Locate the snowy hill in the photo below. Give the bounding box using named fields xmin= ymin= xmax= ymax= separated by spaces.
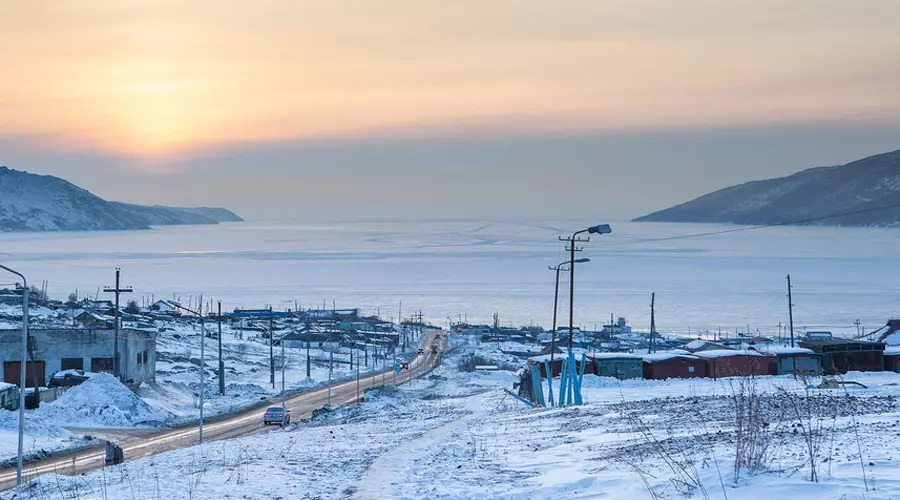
xmin=634 ymin=148 xmax=900 ymax=227
xmin=0 ymin=166 xmax=243 ymax=232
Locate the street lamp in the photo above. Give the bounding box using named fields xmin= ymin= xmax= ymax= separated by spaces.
xmin=165 ymin=299 xmax=206 ymax=444
xmin=561 ymin=225 xmax=611 ymax=350
xmin=0 ymin=264 xmax=28 ymax=486
xmin=549 ymin=258 xmax=590 ymax=367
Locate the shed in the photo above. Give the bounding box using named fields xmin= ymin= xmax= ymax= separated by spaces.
xmin=798 ymin=338 xmax=885 ymax=374
xmin=0 ymin=382 xmax=18 ymax=410
xmin=753 ymin=346 xmax=822 ymax=376
xmin=590 ymin=353 xmax=643 ymax=380
xmin=693 ymin=350 xmax=769 ymax=379
xmin=883 ymin=347 xmax=900 ymax=373
xmin=642 ymin=352 xmax=706 ymax=380
xmin=527 ymin=354 xmax=594 ymax=379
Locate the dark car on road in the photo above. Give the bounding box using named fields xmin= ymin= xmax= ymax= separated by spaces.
xmin=263 ymin=407 xmax=290 ymax=425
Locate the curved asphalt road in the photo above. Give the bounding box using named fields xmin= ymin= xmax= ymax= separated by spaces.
xmin=0 ymin=332 xmax=447 ymax=491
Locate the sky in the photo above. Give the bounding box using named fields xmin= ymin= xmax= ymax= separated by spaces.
xmin=2 ymin=0 xmax=900 ymax=221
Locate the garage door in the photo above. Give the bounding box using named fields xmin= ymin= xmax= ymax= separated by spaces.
xmin=3 ymin=361 xmax=46 ymax=387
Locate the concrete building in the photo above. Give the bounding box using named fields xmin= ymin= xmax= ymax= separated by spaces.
xmin=0 ymin=328 xmax=156 ymax=388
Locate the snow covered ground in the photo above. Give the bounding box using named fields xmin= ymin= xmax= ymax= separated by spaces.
xmin=9 ymin=335 xmax=900 ymax=499
xmin=0 ymin=318 xmax=420 ymax=465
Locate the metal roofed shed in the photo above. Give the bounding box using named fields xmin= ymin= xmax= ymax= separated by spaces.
xmin=884 ymin=346 xmax=900 ymax=373
xmin=798 ymin=338 xmax=885 ymax=375
xmin=692 ymin=350 xmax=769 ymax=379
xmin=528 ymin=354 xmax=594 ymax=378
xmin=642 ymin=352 xmax=706 ymax=379
xmin=752 ymin=346 xmax=822 ymax=376
xmin=588 ymin=353 xmax=643 ymax=380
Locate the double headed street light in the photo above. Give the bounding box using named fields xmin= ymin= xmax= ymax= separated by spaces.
xmin=0 ymin=264 xmax=28 ymax=486
xmin=549 ymin=258 xmax=590 ymax=367
xmin=561 ymin=225 xmax=611 ymax=350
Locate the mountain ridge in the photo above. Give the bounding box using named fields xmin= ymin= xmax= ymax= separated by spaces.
xmin=0 ymin=166 xmax=243 ymax=232
xmin=634 ymin=149 xmax=900 ymax=227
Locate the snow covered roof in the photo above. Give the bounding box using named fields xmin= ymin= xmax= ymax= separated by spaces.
xmin=752 ymin=346 xmax=816 ymax=356
xmin=527 ymin=354 xmax=590 ymax=363
xmin=0 ymin=381 xmax=16 ymax=391
xmin=642 ymin=352 xmax=700 ymax=362
xmin=884 ymin=346 xmax=900 ymax=356
xmin=588 ymin=353 xmax=642 ymax=360
xmin=693 ymin=349 xmax=765 ymax=359
xmin=684 ymin=339 xmax=707 ymax=350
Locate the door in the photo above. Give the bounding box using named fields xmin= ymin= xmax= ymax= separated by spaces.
xmin=3 ymin=361 xmax=46 ymax=387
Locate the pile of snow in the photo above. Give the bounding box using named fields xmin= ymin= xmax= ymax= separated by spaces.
xmin=37 ymin=373 xmax=173 ymax=427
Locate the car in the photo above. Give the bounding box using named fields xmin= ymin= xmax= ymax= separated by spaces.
xmin=400 ymin=362 xmax=409 ymax=370
xmin=417 ymin=348 xmax=424 ymax=355
xmin=263 ymin=406 xmax=291 ymax=425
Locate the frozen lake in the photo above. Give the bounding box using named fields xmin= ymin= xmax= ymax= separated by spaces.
xmin=1 ymin=219 xmax=898 ymax=336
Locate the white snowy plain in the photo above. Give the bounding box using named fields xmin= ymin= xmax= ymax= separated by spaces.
xmin=8 ymin=335 xmax=900 ymax=500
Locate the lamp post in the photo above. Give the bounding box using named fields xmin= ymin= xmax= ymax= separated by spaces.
xmin=549 ymin=258 xmax=590 ymax=367
xmin=561 ymin=225 xmax=611 ymax=350
xmin=166 ymin=299 xmax=206 ymax=443
xmin=0 ymin=264 xmax=28 ymax=486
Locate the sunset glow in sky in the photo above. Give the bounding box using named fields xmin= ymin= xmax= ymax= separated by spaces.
xmin=3 ymin=1 xmax=900 ymax=219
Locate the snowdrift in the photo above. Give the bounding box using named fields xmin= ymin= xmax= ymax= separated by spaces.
xmin=38 ymin=373 xmax=174 ymax=427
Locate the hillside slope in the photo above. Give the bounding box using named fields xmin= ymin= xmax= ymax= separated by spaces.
xmin=634 ymin=149 xmax=900 ymax=227
xmin=0 ymin=166 xmax=242 ymax=232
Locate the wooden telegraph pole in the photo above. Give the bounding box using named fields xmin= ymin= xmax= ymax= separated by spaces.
xmin=103 ymin=268 xmax=132 ymax=380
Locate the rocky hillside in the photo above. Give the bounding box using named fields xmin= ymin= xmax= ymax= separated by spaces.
xmin=634 ymin=149 xmax=900 ymax=227
xmin=0 ymin=166 xmax=243 ymax=232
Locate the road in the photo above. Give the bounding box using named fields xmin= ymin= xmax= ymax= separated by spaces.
xmin=0 ymin=332 xmax=448 ymax=491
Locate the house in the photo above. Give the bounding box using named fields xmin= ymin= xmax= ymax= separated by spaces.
xmin=74 ymin=310 xmax=116 ymax=329
xmin=642 ymin=352 xmax=706 ymax=379
xmin=0 ymin=328 xmax=156 ymax=388
xmin=149 ymin=300 xmax=180 ymax=316
xmin=754 ymin=346 xmax=821 ymax=376
xmin=692 ymin=350 xmax=769 ymax=379
xmin=683 ymin=339 xmax=732 ymax=353
xmin=799 ymin=337 xmax=885 ymax=374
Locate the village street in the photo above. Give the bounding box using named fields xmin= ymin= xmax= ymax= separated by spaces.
xmin=0 ymin=332 xmax=447 ymax=491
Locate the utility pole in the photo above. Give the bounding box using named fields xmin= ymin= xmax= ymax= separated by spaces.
xmin=281 ymin=329 xmax=286 ymax=411
xmin=399 ymin=301 xmax=403 ymax=353
xmin=787 ymin=274 xmax=795 ymax=347
xmin=199 ymin=298 xmax=205 ymax=444
xmin=217 ymin=301 xmax=225 ymax=395
xmin=356 ymin=344 xmax=361 ymax=402
xmin=269 ymin=307 xmax=275 ymax=388
xmin=327 ymin=349 xmax=333 ymax=408
xmin=649 ymin=293 xmax=656 ymax=354
xmin=103 ymin=268 xmax=132 ymax=381
xmin=558 ymin=234 xmax=588 ymax=350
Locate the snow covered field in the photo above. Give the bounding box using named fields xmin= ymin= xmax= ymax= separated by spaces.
xmin=10 ymin=336 xmax=900 ymax=500
xmin=1 ymin=220 xmax=898 ymax=334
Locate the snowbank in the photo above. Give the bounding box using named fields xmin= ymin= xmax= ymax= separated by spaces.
xmin=37 ymin=373 xmax=173 ymax=428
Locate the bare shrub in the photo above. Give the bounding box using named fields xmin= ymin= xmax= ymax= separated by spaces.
xmin=729 ymin=377 xmax=772 ymax=481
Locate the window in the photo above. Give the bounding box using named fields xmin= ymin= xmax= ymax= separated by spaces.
xmin=137 ymin=353 xmax=142 ymax=365
xmin=61 ymin=358 xmax=84 ymax=371
xmin=90 ymin=357 xmax=114 ymax=373
xmin=142 ymin=351 xmax=148 ymax=364
xmin=688 ymin=366 xmax=695 ymax=373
